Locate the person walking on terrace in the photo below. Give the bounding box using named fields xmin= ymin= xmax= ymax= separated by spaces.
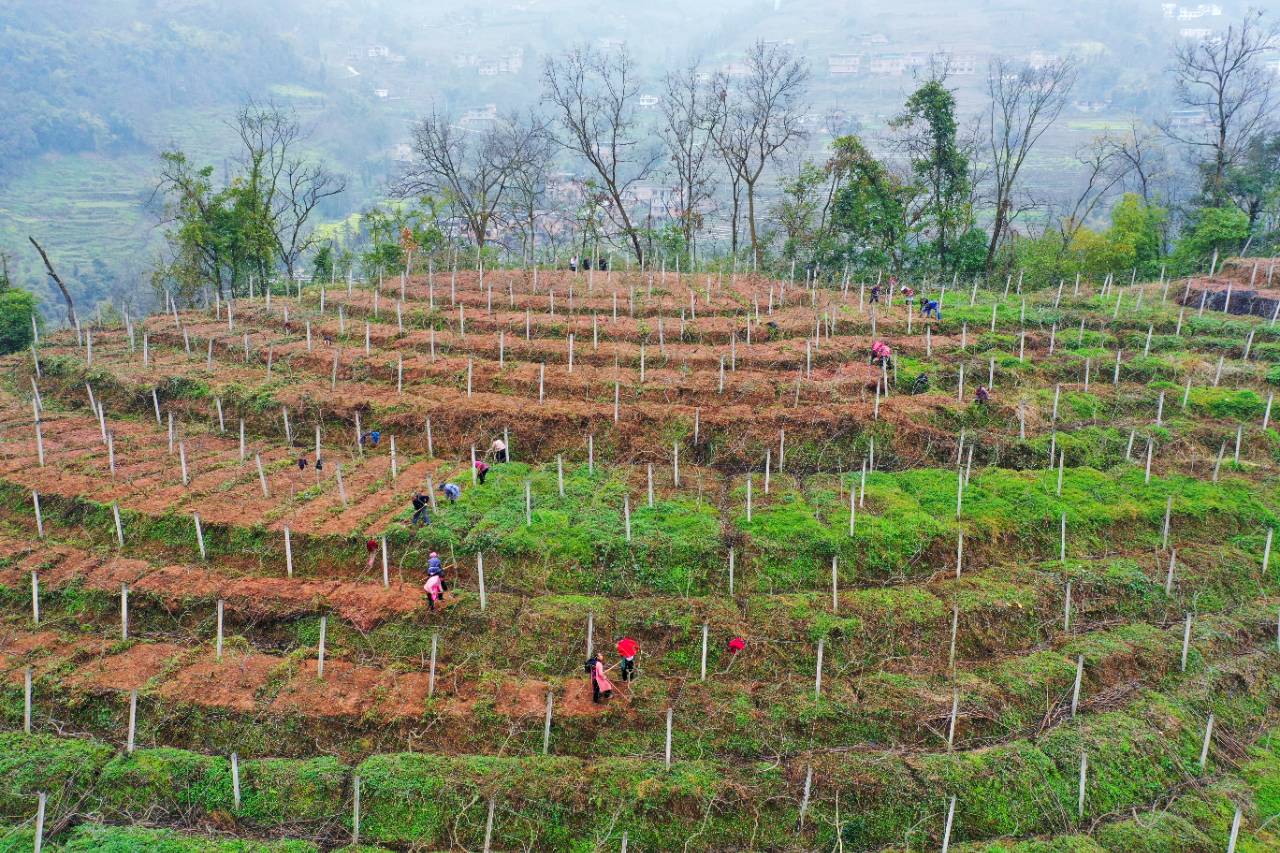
xmin=586 ymin=652 xmax=615 ymax=703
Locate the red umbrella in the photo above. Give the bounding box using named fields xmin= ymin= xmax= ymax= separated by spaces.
xmin=616 ymin=637 xmax=639 ymax=657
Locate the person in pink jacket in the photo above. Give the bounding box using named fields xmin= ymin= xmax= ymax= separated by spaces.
xmin=585 ymin=652 xmax=614 ymax=703
xmin=423 ymin=572 xmax=445 ymax=610
xmin=870 ymin=340 xmax=892 ymax=368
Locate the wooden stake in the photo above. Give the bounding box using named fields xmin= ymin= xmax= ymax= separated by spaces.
xmin=428 ymin=633 xmax=438 ymax=698
xmin=477 ymin=552 xmax=487 ymax=610
xmin=700 ymin=623 xmax=708 ymax=681
xmin=1077 ymin=751 xmax=1087 ymax=819
xmin=34 ymin=792 xmax=45 ymax=853
xmin=32 ymin=491 xmax=43 ymax=539
xmin=1199 ymin=713 xmax=1214 ymax=768
xmin=543 ymin=690 xmax=554 ymax=755
xmin=126 ymin=689 xmax=137 ymax=753
xmin=1181 ymin=612 xmax=1193 ymax=672
xmin=664 ymin=708 xmax=673 ymax=769
xmin=947 ymin=688 xmax=959 ymax=749
xmin=1070 ymin=655 xmax=1083 ymax=717
xmin=231 ymin=752 xmax=240 ymax=811
xmin=255 ymin=455 xmax=269 ymax=497
xmin=814 ymin=638 xmax=824 ymax=698
xmin=317 ymin=616 xmax=327 ymax=678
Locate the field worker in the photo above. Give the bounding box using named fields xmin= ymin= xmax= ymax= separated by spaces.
xmin=870 ymin=341 xmax=892 ymax=368
xmin=411 ymin=491 xmax=430 ymax=527
xmin=474 ymin=458 xmax=490 ymax=485
xmin=440 ymin=482 xmax=461 ymax=503
xmin=297 ymin=456 xmax=308 ymax=472
xmin=488 ymin=437 xmax=508 ymax=463
xmin=616 ymin=637 xmax=639 ymax=682
xmin=921 ymin=298 xmax=940 ymax=319
xmin=314 ymin=457 xmax=324 ymax=472
xmin=569 ymin=255 xmax=578 ymax=272
xmin=975 ymin=385 xmax=990 ymax=405
xmin=423 ymin=563 xmax=445 ymax=610
xmin=869 ymin=283 xmax=881 ymax=304
xmin=585 ymin=651 xmax=615 ymax=704
xmin=428 ymin=551 xmax=443 ymax=576
xmin=723 ymin=636 xmax=746 ymax=673
xmin=362 ymin=429 xmax=381 ymax=447
xmin=365 ymin=538 xmax=378 ymax=570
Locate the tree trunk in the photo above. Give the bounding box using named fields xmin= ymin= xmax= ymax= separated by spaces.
xmin=746 ymin=182 xmax=760 ymax=268
xmin=984 ymin=199 xmax=1007 ymax=273
xmin=28 ymin=237 xmax=76 ymax=328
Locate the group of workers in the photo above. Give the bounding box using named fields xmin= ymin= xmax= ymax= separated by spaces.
xmin=866 ymin=278 xmax=940 ymax=320
xmin=567 ymin=256 xmax=608 ymax=272
xmin=584 ymin=634 xmax=746 ymax=703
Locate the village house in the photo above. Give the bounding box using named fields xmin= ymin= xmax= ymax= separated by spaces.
xmin=827 ymin=54 xmax=862 ymax=75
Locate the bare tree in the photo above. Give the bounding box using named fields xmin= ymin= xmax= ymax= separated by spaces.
xmin=28 ymin=237 xmax=76 ymax=327
xmin=982 ymin=56 xmax=1078 ymax=270
xmin=396 ymin=108 xmax=544 ymax=250
xmin=499 ymin=113 xmax=556 ymax=262
xmin=711 ymin=40 xmax=811 ymax=266
xmin=233 ymin=102 xmax=346 ymax=281
xmin=659 ymin=60 xmax=720 ymax=261
xmin=1161 ymin=12 xmax=1278 ymax=205
xmin=1052 ymin=135 xmax=1130 ymax=251
xmin=542 ymin=44 xmax=658 ymax=263
xmin=1106 ymin=120 xmax=1170 ymax=204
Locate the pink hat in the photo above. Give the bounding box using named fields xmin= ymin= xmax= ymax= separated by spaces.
xmin=429 ymin=551 xmax=438 ymax=558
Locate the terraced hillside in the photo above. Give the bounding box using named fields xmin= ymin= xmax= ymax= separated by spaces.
xmin=0 ymin=267 xmax=1278 ymax=851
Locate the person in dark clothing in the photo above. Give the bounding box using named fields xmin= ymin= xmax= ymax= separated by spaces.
xmin=297 ymin=456 xmax=308 ymax=471
xmin=411 ymin=492 xmax=430 ymax=527
xmin=315 ymin=457 xmax=324 ymax=471
xmin=975 ymin=386 xmax=990 ymax=405
xmin=598 ymin=257 xmax=608 ymax=271
xmin=921 ymin=298 xmax=940 ymax=319
xmin=910 ymin=373 xmax=930 ymax=395
xmin=869 ymin=284 xmax=880 ymax=304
